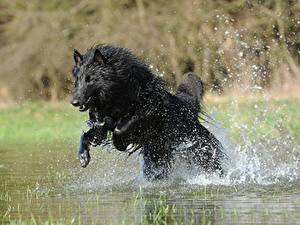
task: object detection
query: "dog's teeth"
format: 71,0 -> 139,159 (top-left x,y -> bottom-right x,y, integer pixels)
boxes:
79,105 -> 86,111
126,144 -> 134,150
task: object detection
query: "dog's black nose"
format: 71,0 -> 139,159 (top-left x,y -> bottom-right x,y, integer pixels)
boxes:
71,100 -> 80,107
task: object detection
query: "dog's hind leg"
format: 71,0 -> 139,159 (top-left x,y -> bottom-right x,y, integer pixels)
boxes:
191,125 -> 225,175
140,140 -> 175,181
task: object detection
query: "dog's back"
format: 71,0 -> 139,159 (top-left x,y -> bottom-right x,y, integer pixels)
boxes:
175,72 -> 204,114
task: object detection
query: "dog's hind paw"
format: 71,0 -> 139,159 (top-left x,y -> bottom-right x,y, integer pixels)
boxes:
79,151 -> 90,168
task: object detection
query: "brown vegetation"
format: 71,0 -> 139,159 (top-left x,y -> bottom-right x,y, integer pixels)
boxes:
0,0 -> 299,101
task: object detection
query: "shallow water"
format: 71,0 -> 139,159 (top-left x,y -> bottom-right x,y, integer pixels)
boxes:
1,98 -> 300,224
1,124 -> 300,225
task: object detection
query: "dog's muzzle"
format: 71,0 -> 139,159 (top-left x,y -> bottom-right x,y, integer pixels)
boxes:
71,97 -> 92,112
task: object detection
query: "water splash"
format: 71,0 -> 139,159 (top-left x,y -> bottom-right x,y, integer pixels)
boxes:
66,97 -> 300,191
187,99 -> 300,186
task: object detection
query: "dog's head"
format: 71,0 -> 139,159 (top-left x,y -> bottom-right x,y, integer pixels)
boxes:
70,45 -> 162,113
70,48 -> 116,111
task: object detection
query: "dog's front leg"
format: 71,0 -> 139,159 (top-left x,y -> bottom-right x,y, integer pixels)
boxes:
78,129 -> 95,168
112,115 -> 140,151
78,108 -> 100,168
78,126 -> 107,168
91,116 -> 115,146
78,116 -> 115,168
86,108 -> 113,146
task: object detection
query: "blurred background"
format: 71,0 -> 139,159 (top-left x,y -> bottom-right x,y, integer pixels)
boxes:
0,2 -> 300,224
0,0 -> 299,101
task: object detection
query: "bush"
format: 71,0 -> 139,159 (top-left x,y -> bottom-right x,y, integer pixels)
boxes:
0,0 -> 299,100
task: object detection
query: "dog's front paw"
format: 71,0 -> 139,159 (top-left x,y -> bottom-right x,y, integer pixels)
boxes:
79,150 -> 90,168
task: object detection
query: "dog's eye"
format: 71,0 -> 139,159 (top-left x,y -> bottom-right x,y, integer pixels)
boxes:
85,75 -> 91,83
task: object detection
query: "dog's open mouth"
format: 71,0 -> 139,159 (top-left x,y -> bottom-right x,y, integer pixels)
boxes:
79,105 -> 89,112
78,97 -> 92,112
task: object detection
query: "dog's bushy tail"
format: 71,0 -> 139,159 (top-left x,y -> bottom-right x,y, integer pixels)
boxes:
175,72 -> 204,114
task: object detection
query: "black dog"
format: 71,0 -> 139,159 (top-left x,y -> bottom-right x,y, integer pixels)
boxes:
71,44 -> 224,180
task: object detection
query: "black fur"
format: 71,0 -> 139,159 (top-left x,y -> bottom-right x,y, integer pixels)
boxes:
71,44 -> 224,180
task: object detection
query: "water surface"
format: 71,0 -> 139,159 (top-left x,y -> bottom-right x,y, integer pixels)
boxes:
1,129 -> 300,225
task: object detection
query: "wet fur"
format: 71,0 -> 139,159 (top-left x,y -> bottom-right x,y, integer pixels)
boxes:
71,44 -> 224,180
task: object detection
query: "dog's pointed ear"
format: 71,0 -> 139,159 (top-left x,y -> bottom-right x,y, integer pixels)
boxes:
93,49 -> 107,65
73,49 -> 83,65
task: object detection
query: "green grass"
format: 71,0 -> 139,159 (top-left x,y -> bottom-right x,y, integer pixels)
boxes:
208,98 -> 300,142
0,98 -> 299,145
0,102 -> 86,145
